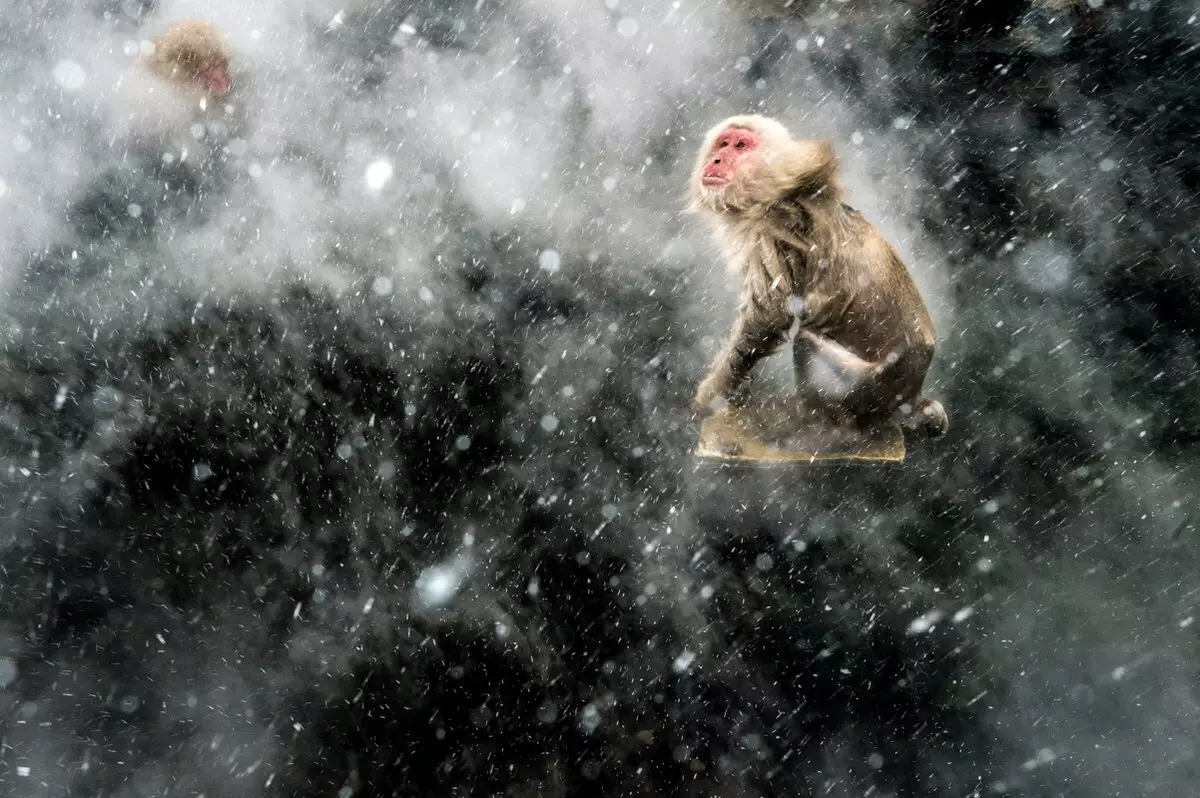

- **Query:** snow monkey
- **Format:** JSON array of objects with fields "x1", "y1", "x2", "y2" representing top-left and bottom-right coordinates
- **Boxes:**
[
  {"x1": 688, "y1": 114, "x2": 948, "y2": 438},
  {"x1": 88, "y1": 20, "x2": 239, "y2": 241},
  {"x1": 144, "y1": 20, "x2": 232, "y2": 97},
  {"x1": 112, "y1": 19, "x2": 241, "y2": 146}
]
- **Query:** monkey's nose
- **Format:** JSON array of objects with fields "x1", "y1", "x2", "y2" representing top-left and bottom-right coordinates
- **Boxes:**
[{"x1": 712, "y1": 158, "x2": 721, "y2": 164}]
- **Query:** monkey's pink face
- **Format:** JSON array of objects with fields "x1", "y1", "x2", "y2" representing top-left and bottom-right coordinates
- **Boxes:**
[
  {"x1": 700, "y1": 127, "x2": 760, "y2": 188},
  {"x1": 201, "y1": 57, "x2": 230, "y2": 95}
]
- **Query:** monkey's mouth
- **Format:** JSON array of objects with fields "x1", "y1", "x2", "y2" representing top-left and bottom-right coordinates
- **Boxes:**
[{"x1": 700, "y1": 175, "x2": 729, "y2": 188}]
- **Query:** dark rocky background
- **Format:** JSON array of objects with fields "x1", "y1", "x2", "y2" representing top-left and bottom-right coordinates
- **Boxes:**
[{"x1": 1, "y1": 0, "x2": 1198, "y2": 795}]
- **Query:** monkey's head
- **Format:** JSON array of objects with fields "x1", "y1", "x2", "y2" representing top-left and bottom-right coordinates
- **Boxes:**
[
  {"x1": 147, "y1": 21, "x2": 232, "y2": 96},
  {"x1": 689, "y1": 114, "x2": 840, "y2": 217}
]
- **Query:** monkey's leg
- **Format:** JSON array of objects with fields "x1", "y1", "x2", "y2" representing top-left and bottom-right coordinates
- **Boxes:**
[
  {"x1": 796, "y1": 330, "x2": 879, "y2": 381},
  {"x1": 795, "y1": 329, "x2": 927, "y2": 428},
  {"x1": 694, "y1": 303, "x2": 792, "y2": 414}
]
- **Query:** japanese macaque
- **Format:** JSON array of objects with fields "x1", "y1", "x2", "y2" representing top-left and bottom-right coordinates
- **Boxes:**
[
  {"x1": 112, "y1": 20, "x2": 239, "y2": 144},
  {"x1": 77, "y1": 21, "x2": 240, "y2": 243},
  {"x1": 689, "y1": 114, "x2": 948, "y2": 438}
]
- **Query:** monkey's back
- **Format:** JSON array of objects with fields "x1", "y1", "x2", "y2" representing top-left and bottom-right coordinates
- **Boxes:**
[{"x1": 776, "y1": 201, "x2": 935, "y2": 363}]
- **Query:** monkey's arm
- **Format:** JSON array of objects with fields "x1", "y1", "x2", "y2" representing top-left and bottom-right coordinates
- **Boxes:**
[{"x1": 694, "y1": 297, "x2": 793, "y2": 414}]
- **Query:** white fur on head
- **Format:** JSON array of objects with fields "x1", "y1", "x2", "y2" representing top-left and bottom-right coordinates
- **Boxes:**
[{"x1": 688, "y1": 114, "x2": 841, "y2": 217}]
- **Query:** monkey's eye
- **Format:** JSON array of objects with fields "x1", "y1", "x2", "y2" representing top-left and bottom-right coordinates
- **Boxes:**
[
  {"x1": 735, "y1": 141, "x2": 747, "y2": 149},
  {"x1": 718, "y1": 139, "x2": 729, "y2": 148}
]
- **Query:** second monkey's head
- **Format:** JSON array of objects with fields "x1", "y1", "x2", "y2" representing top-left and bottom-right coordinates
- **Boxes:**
[{"x1": 146, "y1": 20, "x2": 232, "y2": 97}]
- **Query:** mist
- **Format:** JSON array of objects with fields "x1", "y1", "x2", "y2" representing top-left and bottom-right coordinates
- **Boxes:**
[{"x1": 1, "y1": 0, "x2": 1199, "y2": 796}]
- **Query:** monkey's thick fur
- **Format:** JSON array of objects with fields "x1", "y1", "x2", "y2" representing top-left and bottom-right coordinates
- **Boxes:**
[{"x1": 690, "y1": 114, "x2": 948, "y2": 438}]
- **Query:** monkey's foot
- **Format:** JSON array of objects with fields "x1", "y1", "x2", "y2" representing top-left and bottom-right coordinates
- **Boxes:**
[
  {"x1": 694, "y1": 398, "x2": 905, "y2": 465},
  {"x1": 898, "y1": 396, "x2": 948, "y2": 439}
]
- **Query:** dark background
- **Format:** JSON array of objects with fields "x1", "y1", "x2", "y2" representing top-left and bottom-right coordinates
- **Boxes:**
[{"x1": 1, "y1": 0, "x2": 1198, "y2": 795}]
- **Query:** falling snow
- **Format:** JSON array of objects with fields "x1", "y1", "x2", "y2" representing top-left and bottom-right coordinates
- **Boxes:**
[
  {"x1": 365, "y1": 159, "x2": 394, "y2": 191},
  {"x1": 52, "y1": 60, "x2": 87, "y2": 90},
  {"x1": 0, "y1": 1, "x2": 1193, "y2": 795},
  {"x1": 415, "y1": 561, "x2": 467, "y2": 607}
]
